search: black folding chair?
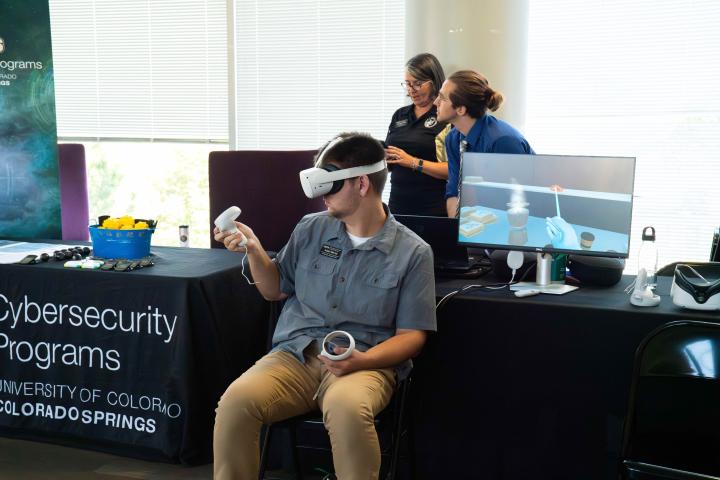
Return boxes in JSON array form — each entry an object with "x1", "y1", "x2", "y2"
[{"x1": 620, "y1": 320, "x2": 720, "y2": 480}]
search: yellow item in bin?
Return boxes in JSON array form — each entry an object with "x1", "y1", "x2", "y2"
[
  {"x1": 102, "y1": 218, "x2": 121, "y2": 229},
  {"x1": 99, "y1": 216, "x2": 152, "y2": 230},
  {"x1": 119, "y1": 215, "x2": 135, "y2": 228}
]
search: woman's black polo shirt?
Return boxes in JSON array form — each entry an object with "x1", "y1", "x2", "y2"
[{"x1": 385, "y1": 104, "x2": 448, "y2": 216}]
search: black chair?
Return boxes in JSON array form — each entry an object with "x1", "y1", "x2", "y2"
[
  {"x1": 258, "y1": 374, "x2": 413, "y2": 480},
  {"x1": 58, "y1": 143, "x2": 90, "y2": 241},
  {"x1": 620, "y1": 320, "x2": 720, "y2": 480},
  {"x1": 208, "y1": 150, "x2": 325, "y2": 252}
]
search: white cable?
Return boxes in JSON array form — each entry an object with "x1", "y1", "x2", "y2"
[
  {"x1": 437, "y1": 289, "x2": 458, "y2": 307},
  {"x1": 483, "y1": 269, "x2": 516, "y2": 290},
  {"x1": 240, "y1": 250, "x2": 257, "y2": 285},
  {"x1": 435, "y1": 263, "x2": 531, "y2": 311},
  {"x1": 436, "y1": 275, "x2": 516, "y2": 309},
  {"x1": 686, "y1": 265, "x2": 711, "y2": 284}
]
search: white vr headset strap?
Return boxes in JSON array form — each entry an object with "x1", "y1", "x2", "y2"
[
  {"x1": 315, "y1": 137, "x2": 345, "y2": 167},
  {"x1": 320, "y1": 159, "x2": 387, "y2": 182}
]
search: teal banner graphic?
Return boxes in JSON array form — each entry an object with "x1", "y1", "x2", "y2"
[{"x1": 0, "y1": 0, "x2": 61, "y2": 239}]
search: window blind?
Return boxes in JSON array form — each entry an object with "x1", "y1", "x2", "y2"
[
  {"x1": 234, "y1": 0, "x2": 405, "y2": 150},
  {"x1": 526, "y1": 0, "x2": 720, "y2": 272},
  {"x1": 49, "y1": 0, "x2": 228, "y2": 141}
]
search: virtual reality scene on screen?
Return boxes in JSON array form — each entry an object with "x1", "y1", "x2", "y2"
[{"x1": 458, "y1": 153, "x2": 635, "y2": 257}]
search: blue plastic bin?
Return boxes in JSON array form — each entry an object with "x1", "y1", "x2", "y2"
[{"x1": 89, "y1": 225, "x2": 154, "y2": 259}]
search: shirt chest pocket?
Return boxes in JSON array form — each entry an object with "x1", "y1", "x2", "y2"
[
  {"x1": 296, "y1": 258, "x2": 337, "y2": 312},
  {"x1": 356, "y1": 271, "x2": 400, "y2": 324}
]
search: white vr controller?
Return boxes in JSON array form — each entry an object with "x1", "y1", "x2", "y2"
[
  {"x1": 320, "y1": 330, "x2": 356, "y2": 361},
  {"x1": 214, "y1": 206, "x2": 246, "y2": 247}
]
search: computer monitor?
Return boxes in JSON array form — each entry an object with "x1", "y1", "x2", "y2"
[{"x1": 457, "y1": 152, "x2": 635, "y2": 286}]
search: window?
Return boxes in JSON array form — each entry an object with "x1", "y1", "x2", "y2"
[
  {"x1": 50, "y1": 1, "x2": 406, "y2": 244},
  {"x1": 526, "y1": 0, "x2": 720, "y2": 272},
  {"x1": 50, "y1": 0, "x2": 228, "y2": 247},
  {"x1": 234, "y1": 0, "x2": 405, "y2": 149},
  {"x1": 79, "y1": 141, "x2": 222, "y2": 248},
  {"x1": 50, "y1": 0, "x2": 228, "y2": 141}
]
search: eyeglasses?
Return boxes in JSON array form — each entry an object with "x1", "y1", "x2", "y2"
[{"x1": 401, "y1": 80, "x2": 431, "y2": 91}]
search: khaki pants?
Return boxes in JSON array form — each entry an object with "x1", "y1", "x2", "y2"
[{"x1": 213, "y1": 344, "x2": 396, "y2": 480}]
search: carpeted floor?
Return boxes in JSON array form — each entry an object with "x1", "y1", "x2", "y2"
[{"x1": 0, "y1": 437, "x2": 329, "y2": 480}]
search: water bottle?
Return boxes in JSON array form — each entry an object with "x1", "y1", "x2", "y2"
[
  {"x1": 638, "y1": 226, "x2": 658, "y2": 289},
  {"x1": 179, "y1": 225, "x2": 189, "y2": 247}
]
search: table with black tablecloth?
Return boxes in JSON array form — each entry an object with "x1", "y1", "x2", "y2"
[
  {"x1": 0, "y1": 246, "x2": 268, "y2": 464},
  {"x1": 412, "y1": 275, "x2": 718, "y2": 480}
]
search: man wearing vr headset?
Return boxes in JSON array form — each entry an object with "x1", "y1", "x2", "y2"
[{"x1": 213, "y1": 132, "x2": 436, "y2": 480}]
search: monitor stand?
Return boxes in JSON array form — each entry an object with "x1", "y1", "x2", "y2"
[{"x1": 511, "y1": 253, "x2": 579, "y2": 295}]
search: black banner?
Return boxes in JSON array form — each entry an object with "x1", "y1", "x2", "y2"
[{"x1": 0, "y1": 246, "x2": 268, "y2": 463}]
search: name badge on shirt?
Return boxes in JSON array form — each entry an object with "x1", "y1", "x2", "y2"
[
  {"x1": 394, "y1": 119, "x2": 409, "y2": 128},
  {"x1": 320, "y1": 244, "x2": 342, "y2": 259}
]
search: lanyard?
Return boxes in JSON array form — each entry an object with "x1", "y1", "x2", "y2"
[{"x1": 455, "y1": 140, "x2": 468, "y2": 218}]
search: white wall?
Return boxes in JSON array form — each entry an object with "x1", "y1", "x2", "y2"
[{"x1": 406, "y1": 0, "x2": 529, "y2": 129}]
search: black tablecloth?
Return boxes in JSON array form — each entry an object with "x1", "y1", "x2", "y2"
[
  {"x1": 4, "y1": 246, "x2": 717, "y2": 475},
  {"x1": 0, "y1": 246, "x2": 268, "y2": 464},
  {"x1": 411, "y1": 275, "x2": 719, "y2": 480}
]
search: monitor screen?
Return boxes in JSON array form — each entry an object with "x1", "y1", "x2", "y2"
[{"x1": 457, "y1": 153, "x2": 636, "y2": 258}]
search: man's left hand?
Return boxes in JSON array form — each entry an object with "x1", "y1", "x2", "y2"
[{"x1": 317, "y1": 349, "x2": 370, "y2": 377}]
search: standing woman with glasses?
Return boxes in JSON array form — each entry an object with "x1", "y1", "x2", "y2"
[{"x1": 385, "y1": 53, "x2": 450, "y2": 216}]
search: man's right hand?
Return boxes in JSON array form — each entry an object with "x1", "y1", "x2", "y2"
[{"x1": 214, "y1": 221, "x2": 258, "y2": 254}]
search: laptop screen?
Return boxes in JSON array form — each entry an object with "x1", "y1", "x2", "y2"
[{"x1": 393, "y1": 215, "x2": 469, "y2": 270}]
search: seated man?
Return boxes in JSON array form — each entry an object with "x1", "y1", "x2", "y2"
[{"x1": 213, "y1": 132, "x2": 437, "y2": 480}]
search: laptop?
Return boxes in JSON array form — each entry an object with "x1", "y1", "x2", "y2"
[{"x1": 394, "y1": 215, "x2": 474, "y2": 273}]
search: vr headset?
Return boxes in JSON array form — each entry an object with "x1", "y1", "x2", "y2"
[
  {"x1": 671, "y1": 263, "x2": 720, "y2": 311},
  {"x1": 299, "y1": 137, "x2": 387, "y2": 199}
]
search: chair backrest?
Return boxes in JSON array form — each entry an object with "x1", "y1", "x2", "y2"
[
  {"x1": 57, "y1": 144, "x2": 90, "y2": 241},
  {"x1": 621, "y1": 320, "x2": 720, "y2": 477},
  {"x1": 208, "y1": 150, "x2": 325, "y2": 252}
]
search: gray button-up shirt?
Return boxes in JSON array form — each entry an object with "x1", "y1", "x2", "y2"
[{"x1": 271, "y1": 207, "x2": 437, "y2": 379}]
